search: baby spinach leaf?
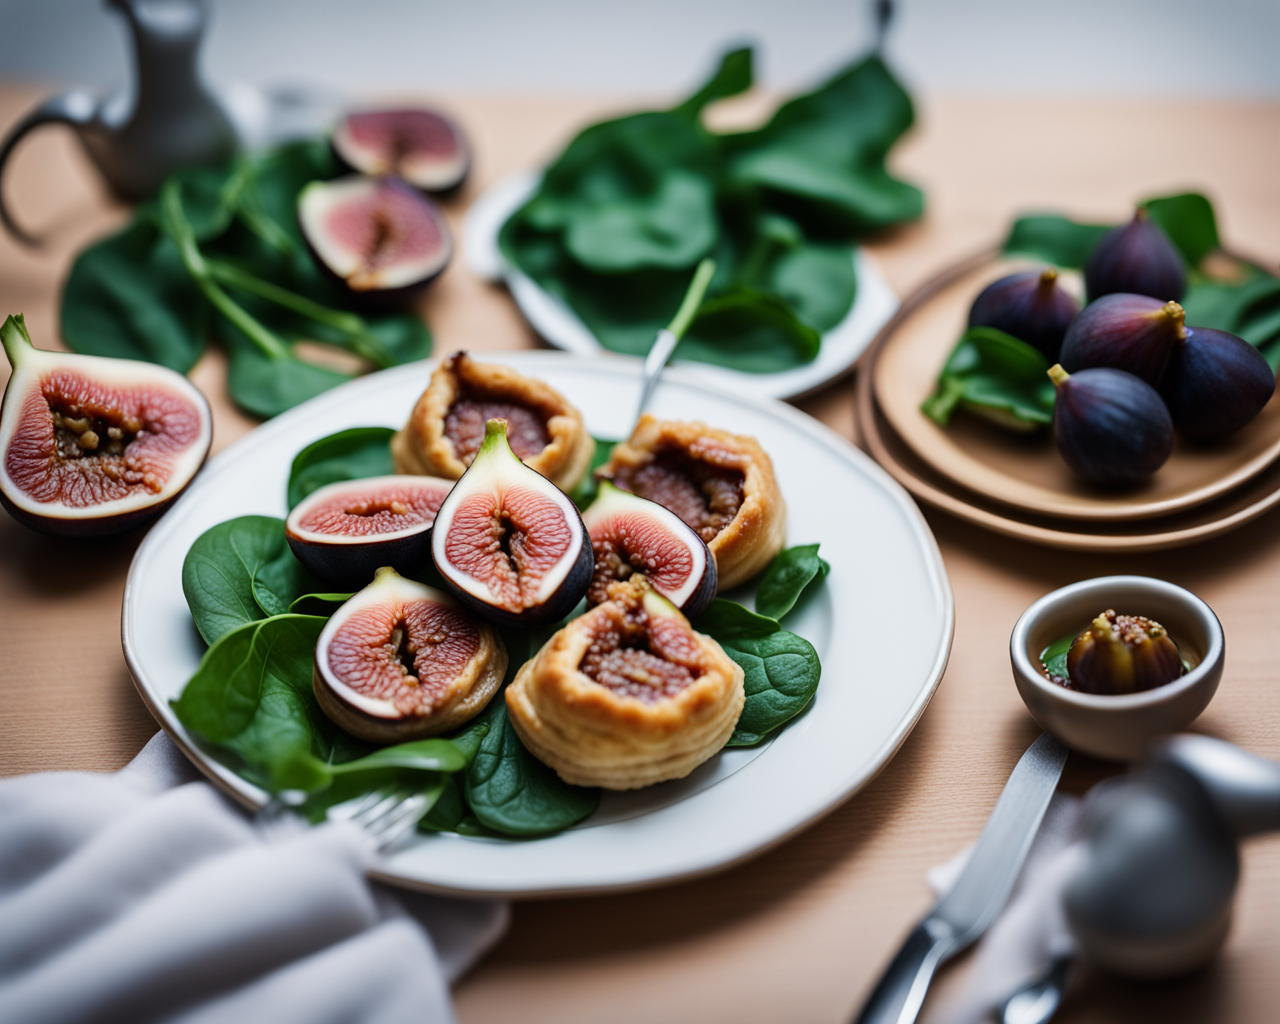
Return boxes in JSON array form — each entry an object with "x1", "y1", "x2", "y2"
[
  {"x1": 182, "y1": 515, "x2": 291, "y2": 644},
  {"x1": 696, "y1": 599, "x2": 780, "y2": 641},
  {"x1": 722, "y1": 630, "x2": 822, "y2": 747},
  {"x1": 288, "y1": 592, "x2": 355, "y2": 614},
  {"x1": 1002, "y1": 214, "x2": 1112, "y2": 269},
  {"x1": 922, "y1": 327, "x2": 1056, "y2": 431},
  {"x1": 465, "y1": 699, "x2": 599, "y2": 836},
  {"x1": 755, "y1": 544, "x2": 830, "y2": 621},
  {"x1": 61, "y1": 222, "x2": 208, "y2": 373},
  {"x1": 672, "y1": 46, "x2": 753, "y2": 119},
  {"x1": 723, "y1": 55, "x2": 923, "y2": 234},
  {"x1": 286, "y1": 427, "x2": 397, "y2": 509},
  {"x1": 1143, "y1": 193, "x2": 1219, "y2": 268},
  {"x1": 251, "y1": 543, "x2": 320, "y2": 618},
  {"x1": 173, "y1": 614, "x2": 327, "y2": 745},
  {"x1": 221, "y1": 322, "x2": 354, "y2": 419},
  {"x1": 762, "y1": 238, "x2": 858, "y2": 333},
  {"x1": 419, "y1": 774, "x2": 468, "y2": 832},
  {"x1": 1040, "y1": 632, "x2": 1075, "y2": 682},
  {"x1": 680, "y1": 287, "x2": 821, "y2": 371},
  {"x1": 331, "y1": 739, "x2": 467, "y2": 775}
]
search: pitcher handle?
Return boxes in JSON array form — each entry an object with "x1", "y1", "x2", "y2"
[{"x1": 0, "y1": 91, "x2": 96, "y2": 247}]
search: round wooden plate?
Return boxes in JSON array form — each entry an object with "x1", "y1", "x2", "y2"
[
  {"x1": 872, "y1": 254, "x2": 1280, "y2": 522},
  {"x1": 856, "y1": 250, "x2": 1280, "y2": 551}
]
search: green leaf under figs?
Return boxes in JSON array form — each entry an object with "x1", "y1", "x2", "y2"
[
  {"x1": 182, "y1": 515, "x2": 292, "y2": 644},
  {"x1": 1142, "y1": 193, "x2": 1219, "y2": 268},
  {"x1": 1002, "y1": 214, "x2": 1111, "y2": 269},
  {"x1": 722, "y1": 631, "x2": 822, "y2": 747},
  {"x1": 755, "y1": 544, "x2": 830, "y2": 621},
  {"x1": 286, "y1": 427, "x2": 398, "y2": 509},
  {"x1": 922, "y1": 327, "x2": 1056, "y2": 431}
]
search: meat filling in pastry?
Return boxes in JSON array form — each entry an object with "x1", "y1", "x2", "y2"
[
  {"x1": 506, "y1": 579, "x2": 745, "y2": 791},
  {"x1": 601, "y1": 416, "x2": 786, "y2": 590},
  {"x1": 392, "y1": 352, "x2": 595, "y2": 492}
]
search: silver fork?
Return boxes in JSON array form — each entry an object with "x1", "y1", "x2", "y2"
[{"x1": 255, "y1": 786, "x2": 431, "y2": 853}]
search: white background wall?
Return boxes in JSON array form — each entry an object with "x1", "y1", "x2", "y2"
[{"x1": 1, "y1": 0, "x2": 1278, "y2": 101}]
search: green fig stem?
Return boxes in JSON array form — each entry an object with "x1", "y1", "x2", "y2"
[
  {"x1": 1038, "y1": 267, "x2": 1059, "y2": 288},
  {"x1": 1047, "y1": 364, "x2": 1070, "y2": 389},
  {"x1": 666, "y1": 258, "x2": 717, "y2": 341},
  {"x1": 161, "y1": 179, "x2": 292, "y2": 362},
  {"x1": 479, "y1": 417, "x2": 514, "y2": 459},
  {"x1": 0, "y1": 313, "x2": 34, "y2": 369}
]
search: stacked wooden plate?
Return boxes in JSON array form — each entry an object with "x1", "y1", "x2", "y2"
[{"x1": 857, "y1": 250, "x2": 1280, "y2": 551}]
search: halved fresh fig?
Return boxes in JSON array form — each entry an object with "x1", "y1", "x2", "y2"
[
  {"x1": 314, "y1": 566, "x2": 507, "y2": 743},
  {"x1": 431, "y1": 418, "x2": 592, "y2": 627},
  {"x1": 581, "y1": 480, "x2": 716, "y2": 617},
  {"x1": 0, "y1": 314, "x2": 211, "y2": 537},
  {"x1": 331, "y1": 108, "x2": 470, "y2": 194},
  {"x1": 297, "y1": 176, "x2": 452, "y2": 306},
  {"x1": 286, "y1": 474, "x2": 454, "y2": 590}
]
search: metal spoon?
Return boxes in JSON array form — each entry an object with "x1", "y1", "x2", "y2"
[{"x1": 631, "y1": 258, "x2": 716, "y2": 430}]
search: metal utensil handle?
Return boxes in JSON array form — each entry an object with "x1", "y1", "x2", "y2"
[
  {"x1": 852, "y1": 920, "x2": 953, "y2": 1024},
  {"x1": 0, "y1": 91, "x2": 97, "y2": 246},
  {"x1": 630, "y1": 258, "x2": 716, "y2": 430}
]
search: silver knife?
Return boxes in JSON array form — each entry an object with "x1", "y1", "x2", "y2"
[{"x1": 853, "y1": 732, "x2": 1069, "y2": 1024}]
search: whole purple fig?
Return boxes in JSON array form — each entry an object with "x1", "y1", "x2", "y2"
[
  {"x1": 1060, "y1": 295, "x2": 1185, "y2": 386},
  {"x1": 1049, "y1": 364, "x2": 1174, "y2": 486},
  {"x1": 1162, "y1": 326, "x2": 1276, "y2": 439},
  {"x1": 1067, "y1": 609, "x2": 1183, "y2": 695},
  {"x1": 967, "y1": 267, "x2": 1081, "y2": 362},
  {"x1": 1085, "y1": 208, "x2": 1186, "y2": 302}
]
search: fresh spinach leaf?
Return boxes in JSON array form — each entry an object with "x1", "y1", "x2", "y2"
[
  {"x1": 221, "y1": 322, "x2": 354, "y2": 419},
  {"x1": 680, "y1": 287, "x2": 821, "y2": 371},
  {"x1": 696, "y1": 599, "x2": 780, "y2": 641},
  {"x1": 722, "y1": 630, "x2": 822, "y2": 747},
  {"x1": 173, "y1": 613, "x2": 327, "y2": 745},
  {"x1": 465, "y1": 699, "x2": 599, "y2": 836},
  {"x1": 419, "y1": 774, "x2": 468, "y2": 832},
  {"x1": 252, "y1": 542, "x2": 320, "y2": 618},
  {"x1": 922, "y1": 327, "x2": 1056, "y2": 431},
  {"x1": 722, "y1": 55, "x2": 923, "y2": 235},
  {"x1": 1143, "y1": 193, "x2": 1219, "y2": 267},
  {"x1": 755, "y1": 544, "x2": 830, "y2": 621},
  {"x1": 182, "y1": 516, "x2": 292, "y2": 644},
  {"x1": 331, "y1": 739, "x2": 467, "y2": 775},
  {"x1": 1002, "y1": 214, "x2": 1111, "y2": 269},
  {"x1": 60, "y1": 222, "x2": 208, "y2": 372},
  {"x1": 672, "y1": 47, "x2": 753, "y2": 119},
  {"x1": 287, "y1": 427, "x2": 397, "y2": 509},
  {"x1": 1040, "y1": 632, "x2": 1075, "y2": 682},
  {"x1": 288, "y1": 592, "x2": 356, "y2": 614}
]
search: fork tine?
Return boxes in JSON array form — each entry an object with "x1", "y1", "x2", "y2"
[{"x1": 365, "y1": 792, "x2": 430, "y2": 851}]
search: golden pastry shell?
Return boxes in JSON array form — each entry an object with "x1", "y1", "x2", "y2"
[
  {"x1": 601, "y1": 415, "x2": 787, "y2": 590},
  {"x1": 392, "y1": 352, "x2": 595, "y2": 492}
]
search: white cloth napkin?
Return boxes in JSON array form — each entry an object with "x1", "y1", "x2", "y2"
[
  {"x1": 921, "y1": 792, "x2": 1089, "y2": 1024},
  {"x1": 0, "y1": 732, "x2": 509, "y2": 1024}
]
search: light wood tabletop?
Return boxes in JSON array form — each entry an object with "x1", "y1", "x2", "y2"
[{"x1": 1, "y1": 83, "x2": 1278, "y2": 1023}]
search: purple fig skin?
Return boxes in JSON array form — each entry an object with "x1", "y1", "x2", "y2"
[
  {"x1": 1162, "y1": 326, "x2": 1276, "y2": 440},
  {"x1": 1049, "y1": 364, "x2": 1174, "y2": 486},
  {"x1": 1060, "y1": 294, "x2": 1185, "y2": 386},
  {"x1": 967, "y1": 267, "x2": 1081, "y2": 361},
  {"x1": 1085, "y1": 208, "x2": 1187, "y2": 303}
]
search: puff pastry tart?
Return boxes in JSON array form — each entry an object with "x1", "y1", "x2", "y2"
[
  {"x1": 392, "y1": 352, "x2": 595, "y2": 492},
  {"x1": 600, "y1": 415, "x2": 786, "y2": 591},
  {"x1": 506, "y1": 579, "x2": 745, "y2": 790},
  {"x1": 313, "y1": 567, "x2": 507, "y2": 743}
]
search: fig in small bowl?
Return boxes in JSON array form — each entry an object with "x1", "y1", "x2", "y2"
[
  {"x1": 0, "y1": 313, "x2": 211, "y2": 536},
  {"x1": 1065, "y1": 609, "x2": 1184, "y2": 696},
  {"x1": 298, "y1": 176, "x2": 452, "y2": 307},
  {"x1": 1085, "y1": 208, "x2": 1186, "y2": 303},
  {"x1": 285, "y1": 474, "x2": 454, "y2": 590},
  {"x1": 968, "y1": 267, "x2": 1080, "y2": 362},
  {"x1": 331, "y1": 108, "x2": 470, "y2": 195}
]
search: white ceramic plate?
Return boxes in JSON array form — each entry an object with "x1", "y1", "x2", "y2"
[
  {"x1": 463, "y1": 172, "x2": 900, "y2": 401},
  {"x1": 123, "y1": 352, "x2": 952, "y2": 897}
]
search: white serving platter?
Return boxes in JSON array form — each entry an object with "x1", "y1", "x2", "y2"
[
  {"x1": 122, "y1": 352, "x2": 952, "y2": 897},
  {"x1": 463, "y1": 172, "x2": 900, "y2": 401}
]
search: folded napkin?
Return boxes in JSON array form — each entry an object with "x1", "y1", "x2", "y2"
[
  {"x1": 921, "y1": 792, "x2": 1090, "y2": 1024},
  {"x1": 0, "y1": 732, "x2": 508, "y2": 1024}
]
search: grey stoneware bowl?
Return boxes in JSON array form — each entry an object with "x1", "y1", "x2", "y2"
[{"x1": 1010, "y1": 575, "x2": 1224, "y2": 762}]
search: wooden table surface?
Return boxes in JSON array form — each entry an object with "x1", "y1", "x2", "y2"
[{"x1": 1, "y1": 83, "x2": 1278, "y2": 1023}]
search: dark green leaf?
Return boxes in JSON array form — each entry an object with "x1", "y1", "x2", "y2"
[
  {"x1": 695, "y1": 599, "x2": 780, "y2": 641},
  {"x1": 722, "y1": 630, "x2": 822, "y2": 746},
  {"x1": 221, "y1": 322, "x2": 353, "y2": 418},
  {"x1": 680, "y1": 287, "x2": 822, "y2": 371},
  {"x1": 252, "y1": 543, "x2": 320, "y2": 617},
  {"x1": 1002, "y1": 214, "x2": 1112, "y2": 269},
  {"x1": 762, "y1": 239, "x2": 857, "y2": 333},
  {"x1": 755, "y1": 544, "x2": 830, "y2": 621},
  {"x1": 182, "y1": 516, "x2": 290, "y2": 644},
  {"x1": 61, "y1": 222, "x2": 208, "y2": 372},
  {"x1": 1142, "y1": 193, "x2": 1219, "y2": 267},
  {"x1": 1040, "y1": 632, "x2": 1075, "y2": 682},
  {"x1": 287, "y1": 427, "x2": 397, "y2": 509},
  {"x1": 288, "y1": 592, "x2": 356, "y2": 614},
  {"x1": 723, "y1": 55, "x2": 923, "y2": 234},
  {"x1": 331, "y1": 738, "x2": 467, "y2": 775},
  {"x1": 922, "y1": 327, "x2": 1056, "y2": 431},
  {"x1": 672, "y1": 47, "x2": 754, "y2": 119},
  {"x1": 138, "y1": 161, "x2": 247, "y2": 242},
  {"x1": 419, "y1": 774, "x2": 468, "y2": 832},
  {"x1": 465, "y1": 699, "x2": 599, "y2": 835}
]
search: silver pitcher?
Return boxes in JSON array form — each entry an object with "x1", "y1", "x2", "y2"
[{"x1": 0, "y1": 0, "x2": 236, "y2": 245}]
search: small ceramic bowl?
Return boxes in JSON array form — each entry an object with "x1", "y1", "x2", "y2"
[{"x1": 1010, "y1": 575, "x2": 1224, "y2": 761}]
